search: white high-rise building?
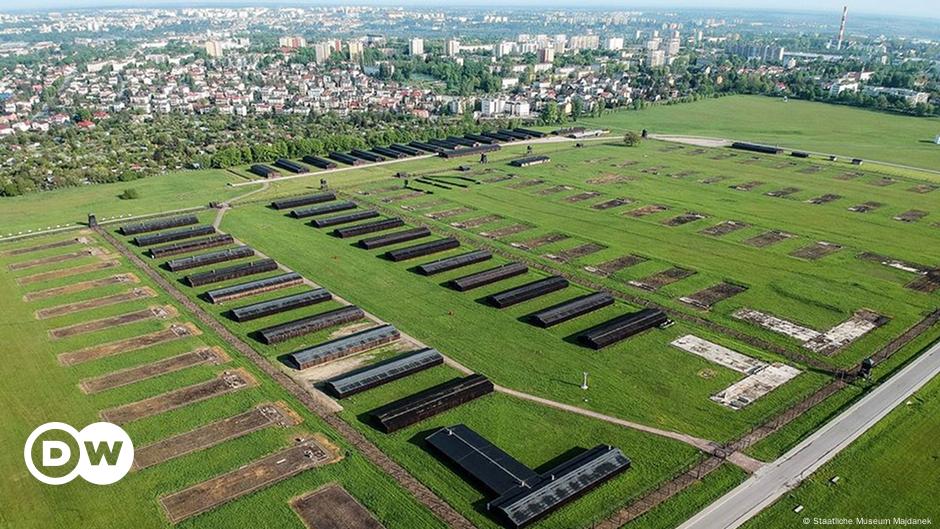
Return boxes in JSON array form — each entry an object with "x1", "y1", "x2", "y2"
[
  {"x1": 604, "y1": 37, "x2": 624, "y2": 51},
  {"x1": 665, "y1": 37, "x2": 681, "y2": 56},
  {"x1": 409, "y1": 37, "x2": 424, "y2": 56},
  {"x1": 480, "y1": 98, "x2": 505, "y2": 116},
  {"x1": 347, "y1": 40, "x2": 363, "y2": 60},
  {"x1": 646, "y1": 49, "x2": 666, "y2": 68},
  {"x1": 446, "y1": 39, "x2": 460, "y2": 57},
  {"x1": 313, "y1": 42, "x2": 332, "y2": 63},
  {"x1": 204, "y1": 40, "x2": 224, "y2": 58}
]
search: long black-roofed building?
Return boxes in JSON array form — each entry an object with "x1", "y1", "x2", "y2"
[
  {"x1": 409, "y1": 141, "x2": 445, "y2": 153},
  {"x1": 288, "y1": 324, "x2": 400, "y2": 370},
  {"x1": 120, "y1": 215, "x2": 198, "y2": 235},
  {"x1": 325, "y1": 348, "x2": 444, "y2": 398},
  {"x1": 183, "y1": 259, "x2": 278, "y2": 287},
  {"x1": 386, "y1": 238, "x2": 460, "y2": 261},
  {"x1": 350, "y1": 149, "x2": 385, "y2": 163},
  {"x1": 230, "y1": 288, "x2": 332, "y2": 322},
  {"x1": 450, "y1": 263, "x2": 528, "y2": 291},
  {"x1": 577, "y1": 308, "x2": 669, "y2": 349},
  {"x1": 426, "y1": 424, "x2": 631, "y2": 528},
  {"x1": 498, "y1": 129, "x2": 531, "y2": 140},
  {"x1": 372, "y1": 146, "x2": 408, "y2": 159},
  {"x1": 417, "y1": 250, "x2": 492, "y2": 275},
  {"x1": 528, "y1": 292, "x2": 614, "y2": 328},
  {"x1": 290, "y1": 201, "x2": 357, "y2": 218},
  {"x1": 509, "y1": 155, "x2": 550, "y2": 167},
  {"x1": 257, "y1": 305, "x2": 365, "y2": 345},
  {"x1": 165, "y1": 246, "x2": 255, "y2": 272},
  {"x1": 149, "y1": 234, "x2": 234, "y2": 259},
  {"x1": 302, "y1": 155, "x2": 338, "y2": 170},
  {"x1": 274, "y1": 158, "x2": 308, "y2": 174},
  {"x1": 250, "y1": 164, "x2": 281, "y2": 178},
  {"x1": 205, "y1": 272, "x2": 303, "y2": 304},
  {"x1": 389, "y1": 143, "x2": 422, "y2": 156},
  {"x1": 359, "y1": 227, "x2": 431, "y2": 249},
  {"x1": 311, "y1": 210, "x2": 380, "y2": 228},
  {"x1": 134, "y1": 225, "x2": 215, "y2": 247},
  {"x1": 328, "y1": 151, "x2": 365, "y2": 166},
  {"x1": 513, "y1": 128, "x2": 546, "y2": 138},
  {"x1": 482, "y1": 132, "x2": 516, "y2": 142},
  {"x1": 487, "y1": 276, "x2": 568, "y2": 308},
  {"x1": 730, "y1": 142, "x2": 784, "y2": 155},
  {"x1": 370, "y1": 374, "x2": 493, "y2": 433},
  {"x1": 334, "y1": 218, "x2": 405, "y2": 238},
  {"x1": 440, "y1": 144, "x2": 501, "y2": 158},
  {"x1": 465, "y1": 133, "x2": 499, "y2": 144},
  {"x1": 271, "y1": 192, "x2": 336, "y2": 210}
]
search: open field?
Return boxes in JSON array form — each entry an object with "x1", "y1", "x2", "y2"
[
  {"x1": 580, "y1": 95, "x2": 940, "y2": 172},
  {"x1": 0, "y1": 230, "x2": 445, "y2": 529},
  {"x1": 743, "y1": 372, "x2": 940, "y2": 529}
]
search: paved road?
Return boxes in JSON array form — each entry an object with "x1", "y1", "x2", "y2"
[{"x1": 678, "y1": 338, "x2": 940, "y2": 529}]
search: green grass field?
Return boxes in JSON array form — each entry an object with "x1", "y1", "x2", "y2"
[
  {"x1": 580, "y1": 95, "x2": 940, "y2": 172},
  {"x1": 0, "y1": 230, "x2": 444, "y2": 529},
  {"x1": 743, "y1": 372, "x2": 940, "y2": 529}
]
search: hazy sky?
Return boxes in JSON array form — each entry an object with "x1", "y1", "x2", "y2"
[{"x1": 0, "y1": 0, "x2": 935, "y2": 19}]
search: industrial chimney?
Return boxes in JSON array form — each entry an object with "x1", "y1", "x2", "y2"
[{"x1": 837, "y1": 6, "x2": 847, "y2": 51}]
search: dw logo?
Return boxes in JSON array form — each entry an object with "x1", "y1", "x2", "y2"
[{"x1": 24, "y1": 422, "x2": 134, "y2": 485}]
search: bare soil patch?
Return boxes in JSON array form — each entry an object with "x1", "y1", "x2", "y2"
[
  {"x1": 50, "y1": 305, "x2": 176, "y2": 339},
  {"x1": 381, "y1": 191, "x2": 425, "y2": 203},
  {"x1": 834, "y1": 171, "x2": 863, "y2": 180},
  {"x1": 565, "y1": 191, "x2": 601, "y2": 202},
  {"x1": 908, "y1": 184, "x2": 937, "y2": 194},
  {"x1": 80, "y1": 347, "x2": 228, "y2": 394},
  {"x1": 101, "y1": 368, "x2": 256, "y2": 424},
  {"x1": 17, "y1": 260, "x2": 119, "y2": 285},
  {"x1": 36, "y1": 287, "x2": 157, "y2": 319},
  {"x1": 543, "y1": 242, "x2": 606, "y2": 263},
  {"x1": 59, "y1": 322, "x2": 201, "y2": 366},
  {"x1": 159, "y1": 435, "x2": 339, "y2": 524},
  {"x1": 699, "y1": 176, "x2": 728, "y2": 185},
  {"x1": 797, "y1": 165, "x2": 823, "y2": 174},
  {"x1": 507, "y1": 178, "x2": 544, "y2": 189},
  {"x1": 425, "y1": 207, "x2": 472, "y2": 220},
  {"x1": 663, "y1": 212, "x2": 707, "y2": 226},
  {"x1": 848, "y1": 201, "x2": 883, "y2": 213},
  {"x1": 536, "y1": 185, "x2": 573, "y2": 195},
  {"x1": 135, "y1": 401, "x2": 299, "y2": 470},
  {"x1": 629, "y1": 267, "x2": 696, "y2": 291},
  {"x1": 729, "y1": 181, "x2": 764, "y2": 191},
  {"x1": 857, "y1": 252, "x2": 927, "y2": 274},
  {"x1": 1, "y1": 236, "x2": 88, "y2": 257},
  {"x1": 894, "y1": 210, "x2": 928, "y2": 223},
  {"x1": 789, "y1": 241, "x2": 843, "y2": 260},
  {"x1": 679, "y1": 282, "x2": 748, "y2": 310},
  {"x1": 744, "y1": 230, "x2": 794, "y2": 248},
  {"x1": 399, "y1": 199, "x2": 447, "y2": 212},
  {"x1": 625, "y1": 204, "x2": 669, "y2": 217},
  {"x1": 587, "y1": 174, "x2": 633, "y2": 185},
  {"x1": 583, "y1": 255, "x2": 647, "y2": 276},
  {"x1": 869, "y1": 177, "x2": 897, "y2": 186},
  {"x1": 510, "y1": 232, "x2": 569, "y2": 251},
  {"x1": 24, "y1": 273, "x2": 138, "y2": 302},
  {"x1": 907, "y1": 270, "x2": 940, "y2": 293},
  {"x1": 764, "y1": 187, "x2": 800, "y2": 198},
  {"x1": 8, "y1": 247, "x2": 108, "y2": 271},
  {"x1": 806, "y1": 194, "x2": 841, "y2": 205},
  {"x1": 700, "y1": 220, "x2": 748, "y2": 237},
  {"x1": 479, "y1": 224, "x2": 531, "y2": 239},
  {"x1": 450, "y1": 214, "x2": 502, "y2": 229},
  {"x1": 592, "y1": 198, "x2": 632, "y2": 210},
  {"x1": 291, "y1": 484, "x2": 386, "y2": 529}
]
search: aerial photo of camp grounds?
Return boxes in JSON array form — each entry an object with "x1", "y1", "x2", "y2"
[{"x1": 1, "y1": 1, "x2": 938, "y2": 529}]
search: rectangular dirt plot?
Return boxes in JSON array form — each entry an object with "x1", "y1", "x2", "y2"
[
  {"x1": 8, "y1": 247, "x2": 107, "y2": 271},
  {"x1": 160, "y1": 435, "x2": 339, "y2": 524},
  {"x1": 135, "y1": 402, "x2": 299, "y2": 470},
  {"x1": 58, "y1": 322, "x2": 201, "y2": 366},
  {"x1": 479, "y1": 224, "x2": 530, "y2": 239},
  {"x1": 908, "y1": 184, "x2": 937, "y2": 194},
  {"x1": 629, "y1": 267, "x2": 696, "y2": 291},
  {"x1": 835, "y1": 171, "x2": 863, "y2": 180},
  {"x1": 790, "y1": 241, "x2": 843, "y2": 260},
  {"x1": 626, "y1": 204, "x2": 669, "y2": 217},
  {"x1": 744, "y1": 230, "x2": 794, "y2": 248},
  {"x1": 848, "y1": 201, "x2": 883, "y2": 213},
  {"x1": 24, "y1": 273, "x2": 138, "y2": 302},
  {"x1": 584, "y1": 255, "x2": 647, "y2": 276},
  {"x1": 730, "y1": 181, "x2": 763, "y2": 191},
  {"x1": 699, "y1": 176, "x2": 728, "y2": 184},
  {"x1": 764, "y1": 187, "x2": 800, "y2": 198},
  {"x1": 701, "y1": 220, "x2": 748, "y2": 237},
  {"x1": 565, "y1": 191, "x2": 601, "y2": 202},
  {"x1": 36, "y1": 287, "x2": 157, "y2": 320},
  {"x1": 49, "y1": 305, "x2": 176, "y2": 339},
  {"x1": 797, "y1": 165, "x2": 823, "y2": 174},
  {"x1": 451, "y1": 214, "x2": 502, "y2": 229},
  {"x1": 425, "y1": 207, "x2": 472, "y2": 220},
  {"x1": 869, "y1": 177, "x2": 897, "y2": 186},
  {"x1": 679, "y1": 282, "x2": 748, "y2": 310},
  {"x1": 1, "y1": 236, "x2": 87, "y2": 257},
  {"x1": 536, "y1": 185, "x2": 573, "y2": 195},
  {"x1": 511, "y1": 232, "x2": 569, "y2": 250},
  {"x1": 292, "y1": 485, "x2": 386, "y2": 529},
  {"x1": 399, "y1": 199, "x2": 447, "y2": 212},
  {"x1": 592, "y1": 198, "x2": 632, "y2": 210},
  {"x1": 508, "y1": 178, "x2": 544, "y2": 189},
  {"x1": 906, "y1": 270, "x2": 940, "y2": 293},
  {"x1": 544, "y1": 243, "x2": 605, "y2": 263},
  {"x1": 80, "y1": 347, "x2": 228, "y2": 394},
  {"x1": 857, "y1": 252, "x2": 927, "y2": 274},
  {"x1": 101, "y1": 369, "x2": 257, "y2": 425},
  {"x1": 894, "y1": 210, "x2": 928, "y2": 223},
  {"x1": 807, "y1": 194, "x2": 841, "y2": 205},
  {"x1": 587, "y1": 174, "x2": 632, "y2": 185},
  {"x1": 664, "y1": 212, "x2": 707, "y2": 226},
  {"x1": 381, "y1": 191, "x2": 425, "y2": 203},
  {"x1": 17, "y1": 260, "x2": 119, "y2": 285}
]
